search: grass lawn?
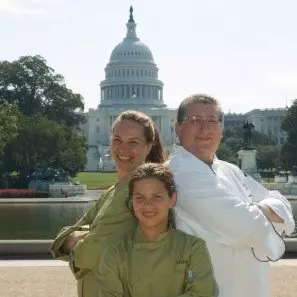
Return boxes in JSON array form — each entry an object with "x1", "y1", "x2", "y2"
[{"x1": 74, "y1": 172, "x2": 117, "y2": 189}]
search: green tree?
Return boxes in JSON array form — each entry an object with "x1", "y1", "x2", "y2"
[
  {"x1": 0, "y1": 55, "x2": 85, "y2": 128},
  {"x1": 281, "y1": 99, "x2": 297, "y2": 169},
  {"x1": 220, "y1": 126, "x2": 277, "y2": 158},
  {"x1": 217, "y1": 143, "x2": 237, "y2": 164},
  {"x1": 256, "y1": 145, "x2": 281, "y2": 170},
  {"x1": 0, "y1": 103, "x2": 19, "y2": 155},
  {"x1": 3, "y1": 115, "x2": 87, "y2": 187},
  {"x1": 223, "y1": 126, "x2": 277, "y2": 148}
]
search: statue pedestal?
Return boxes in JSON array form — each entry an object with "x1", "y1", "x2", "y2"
[
  {"x1": 237, "y1": 149, "x2": 262, "y2": 183},
  {"x1": 274, "y1": 175, "x2": 287, "y2": 183},
  {"x1": 288, "y1": 175, "x2": 297, "y2": 184}
]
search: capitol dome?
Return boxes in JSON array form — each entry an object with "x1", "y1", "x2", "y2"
[
  {"x1": 99, "y1": 6, "x2": 165, "y2": 108},
  {"x1": 109, "y1": 7, "x2": 154, "y2": 63},
  {"x1": 110, "y1": 40, "x2": 154, "y2": 63}
]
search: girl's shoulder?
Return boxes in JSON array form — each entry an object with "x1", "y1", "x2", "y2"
[{"x1": 171, "y1": 229, "x2": 206, "y2": 247}]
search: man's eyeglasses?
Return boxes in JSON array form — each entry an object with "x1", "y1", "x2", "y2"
[{"x1": 182, "y1": 115, "x2": 221, "y2": 128}]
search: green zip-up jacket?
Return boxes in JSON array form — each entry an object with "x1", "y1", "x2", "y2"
[
  {"x1": 49, "y1": 179, "x2": 137, "y2": 297},
  {"x1": 96, "y1": 227, "x2": 217, "y2": 297}
]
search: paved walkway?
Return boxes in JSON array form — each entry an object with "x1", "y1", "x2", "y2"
[{"x1": 0, "y1": 259, "x2": 297, "y2": 297}]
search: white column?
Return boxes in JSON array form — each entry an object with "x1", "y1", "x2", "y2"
[
  {"x1": 124, "y1": 85, "x2": 127, "y2": 98},
  {"x1": 136, "y1": 85, "x2": 139, "y2": 97}
]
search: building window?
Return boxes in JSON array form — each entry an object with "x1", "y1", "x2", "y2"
[{"x1": 152, "y1": 116, "x2": 162, "y2": 132}]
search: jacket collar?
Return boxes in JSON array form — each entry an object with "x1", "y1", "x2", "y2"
[
  {"x1": 134, "y1": 226, "x2": 172, "y2": 244},
  {"x1": 170, "y1": 144, "x2": 220, "y2": 172}
]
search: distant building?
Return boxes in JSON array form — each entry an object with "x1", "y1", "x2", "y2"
[
  {"x1": 80, "y1": 7, "x2": 177, "y2": 170},
  {"x1": 223, "y1": 113, "x2": 246, "y2": 129},
  {"x1": 245, "y1": 108, "x2": 288, "y2": 144},
  {"x1": 223, "y1": 108, "x2": 288, "y2": 144}
]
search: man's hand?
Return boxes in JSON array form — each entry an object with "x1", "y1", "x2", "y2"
[
  {"x1": 62, "y1": 230, "x2": 89, "y2": 254},
  {"x1": 257, "y1": 204, "x2": 284, "y2": 223}
]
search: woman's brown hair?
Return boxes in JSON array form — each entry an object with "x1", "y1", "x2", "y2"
[
  {"x1": 112, "y1": 110, "x2": 165, "y2": 163},
  {"x1": 128, "y1": 163, "x2": 176, "y2": 229}
]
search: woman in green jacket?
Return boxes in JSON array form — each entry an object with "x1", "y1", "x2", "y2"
[
  {"x1": 96, "y1": 163, "x2": 217, "y2": 297},
  {"x1": 50, "y1": 111, "x2": 165, "y2": 297}
]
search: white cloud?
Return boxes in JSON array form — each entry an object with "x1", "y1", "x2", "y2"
[{"x1": 0, "y1": 0, "x2": 45, "y2": 16}]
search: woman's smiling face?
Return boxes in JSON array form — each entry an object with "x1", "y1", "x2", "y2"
[{"x1": 111, "y1": 119, "x2": 152, "y2": 178}]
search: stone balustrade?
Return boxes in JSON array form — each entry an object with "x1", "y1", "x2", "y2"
[{"x1": 49, "y1": 184, "x2": 87, "y2": 198}]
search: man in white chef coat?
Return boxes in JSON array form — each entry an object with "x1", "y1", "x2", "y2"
[{"x1": 166, "y1": 94, "x2": 295, "y2": 297}]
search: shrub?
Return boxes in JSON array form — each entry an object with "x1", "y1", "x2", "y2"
[{"x1": 0, "y1": 188, "x2": 35, "y2": 198}]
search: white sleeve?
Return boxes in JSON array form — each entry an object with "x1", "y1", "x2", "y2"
[
  {"x1": 245, "y1": 175, "x2": 295, "y2": 236},
  {"x1": 173, "y1": 169, "x2": 285, "y2": 260}
]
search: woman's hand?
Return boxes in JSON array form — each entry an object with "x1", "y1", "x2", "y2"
[{"x1": 62, "y1": 230, "x2": 89, "y2": 254}]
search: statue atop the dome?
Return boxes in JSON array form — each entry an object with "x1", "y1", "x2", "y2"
[{"x1": 129, "y1": 5, "x2": 134, "y2": 22}]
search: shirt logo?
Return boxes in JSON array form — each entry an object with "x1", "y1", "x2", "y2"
[{"x1": 186, "y1": 270, "x2": 194, "y2": 280}]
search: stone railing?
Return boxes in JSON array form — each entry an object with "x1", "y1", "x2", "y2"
[
  {"x1": 264, "y1": 181, "x2": 297, "y2": 196},
  {"x1": 49, "y1": 184, "x2": 87, "y2": 198},
  {"x1": 266, "y1": 175, "x2": 297, "y2": 195}
]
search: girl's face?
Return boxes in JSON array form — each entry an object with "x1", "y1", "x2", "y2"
[
  {"x1": 111, "y1": 120, "x2": 152, "y2": 178},
  {"x1": 132, "y1": 178, "x2": 176, "y2": 230}
]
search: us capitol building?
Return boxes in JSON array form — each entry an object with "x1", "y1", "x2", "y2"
[
  {"x1": 81, "y1": 6, "x2": 288, "y2": 171},
  {"x1": 80, "y1": 7, "x2": 177, "y2": 170}
]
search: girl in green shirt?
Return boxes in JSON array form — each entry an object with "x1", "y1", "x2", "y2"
[
  {"x1": 50, "y1": 111, "x2": 165, "y2": 297},
  {"x1": 96, "y1": 163, "x2": 217, "y2": 297}
]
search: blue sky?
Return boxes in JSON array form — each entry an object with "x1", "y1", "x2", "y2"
[{"x1": 0, "y1": 0, "x2": 296, "y2": 113}]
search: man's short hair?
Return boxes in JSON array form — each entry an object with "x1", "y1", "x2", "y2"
[{"x1": 177, "y1": 94, "x2": 224, "y2": 124}]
